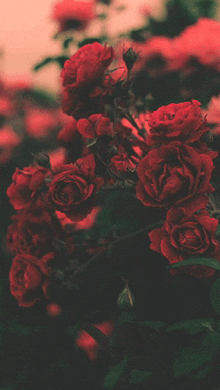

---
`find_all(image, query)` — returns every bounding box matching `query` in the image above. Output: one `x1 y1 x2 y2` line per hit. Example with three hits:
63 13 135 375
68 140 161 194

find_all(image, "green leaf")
210 278 220 315
32 56 69 71
115 5 126 12
173 331 220 377
166 319 215 335
97 13 107 19
137 321 166 332
62 37 73 50
33 57 53 71
65 323 82 338
117 311 136 326
216 224 220 239
130 369 152 384
167 257 220 272
104 356 129 389
192 365 214 379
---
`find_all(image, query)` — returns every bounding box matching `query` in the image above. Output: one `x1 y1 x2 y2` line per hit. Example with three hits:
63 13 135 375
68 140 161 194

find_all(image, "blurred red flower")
75 321 114 360
52 0 96 32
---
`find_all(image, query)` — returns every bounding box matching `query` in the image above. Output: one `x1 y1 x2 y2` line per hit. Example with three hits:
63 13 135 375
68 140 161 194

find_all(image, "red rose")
47 154 103 221
9 252 54 307
147 100 208 146
62 43 114 89
149 207 220 278
7 165 52 210
77 114 114 138
52 0 95 33
61 43 114 118
136 142 215 212
7 201 64 257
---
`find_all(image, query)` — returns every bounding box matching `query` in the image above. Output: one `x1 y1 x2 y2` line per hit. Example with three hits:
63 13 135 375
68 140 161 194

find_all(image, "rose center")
178 228 202 249
59 183 82 203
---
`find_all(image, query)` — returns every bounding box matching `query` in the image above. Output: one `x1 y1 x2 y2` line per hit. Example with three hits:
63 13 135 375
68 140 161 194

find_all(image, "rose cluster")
6 153 104 307
7 42 220 309
135 99 220 278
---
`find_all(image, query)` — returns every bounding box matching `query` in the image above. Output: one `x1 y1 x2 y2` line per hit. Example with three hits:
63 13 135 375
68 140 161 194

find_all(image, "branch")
72 220 164 286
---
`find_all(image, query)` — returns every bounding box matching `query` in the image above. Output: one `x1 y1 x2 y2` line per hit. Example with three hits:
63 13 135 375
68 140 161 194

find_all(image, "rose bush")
136 142 215 212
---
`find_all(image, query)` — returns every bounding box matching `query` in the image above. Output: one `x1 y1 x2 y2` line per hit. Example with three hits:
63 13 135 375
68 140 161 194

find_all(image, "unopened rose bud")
32 152 51 169
123 48 138 72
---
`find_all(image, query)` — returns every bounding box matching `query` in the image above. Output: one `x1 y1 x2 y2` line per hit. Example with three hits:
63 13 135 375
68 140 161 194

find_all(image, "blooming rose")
77 114 114 138
9 252 54 307
149 207 220 278
7 165 52 210
136 142 215 212
47 154 103 221
52 0 95 33
147 100 209 146
62 43 114 90
7 201 64 258
61 43 114 118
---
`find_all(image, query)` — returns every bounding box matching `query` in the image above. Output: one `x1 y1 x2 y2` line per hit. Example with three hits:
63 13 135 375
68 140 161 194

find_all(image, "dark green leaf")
166 319 215 335
167 257 220 272
137 321 166 331
97 13 107 19
104 356 128 389
117 311 136 326
115 5 126 12
192 365 214 379
173 331 220 377
33 57 53 71
130 369 152 384
62 37 74 50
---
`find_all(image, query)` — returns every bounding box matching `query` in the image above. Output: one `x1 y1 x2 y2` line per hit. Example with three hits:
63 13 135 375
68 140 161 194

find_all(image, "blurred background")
0 0 180 92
